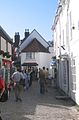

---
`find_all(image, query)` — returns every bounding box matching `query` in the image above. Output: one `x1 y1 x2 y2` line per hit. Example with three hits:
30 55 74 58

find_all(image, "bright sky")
0 0 58 41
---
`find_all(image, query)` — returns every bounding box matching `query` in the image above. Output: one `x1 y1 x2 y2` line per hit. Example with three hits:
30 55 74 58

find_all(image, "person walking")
29 68 35 87
0 75 5 99
39 67 46 94
20 70 26 89
0 74 8 102
23 70 29 90
11 68 24 102
0 75 5 120
45 68 49 92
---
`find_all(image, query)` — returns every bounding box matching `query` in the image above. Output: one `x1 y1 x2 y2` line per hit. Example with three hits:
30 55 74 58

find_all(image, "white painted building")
20 29 53 75
52 0 79 105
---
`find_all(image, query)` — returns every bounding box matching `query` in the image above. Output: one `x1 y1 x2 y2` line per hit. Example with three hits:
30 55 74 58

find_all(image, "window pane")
26 52 35 59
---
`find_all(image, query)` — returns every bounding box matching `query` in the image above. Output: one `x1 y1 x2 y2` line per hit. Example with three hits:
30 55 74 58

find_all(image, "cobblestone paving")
0 81 79 120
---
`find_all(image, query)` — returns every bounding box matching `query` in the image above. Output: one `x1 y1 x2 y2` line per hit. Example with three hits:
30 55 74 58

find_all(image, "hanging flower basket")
3 52 9 57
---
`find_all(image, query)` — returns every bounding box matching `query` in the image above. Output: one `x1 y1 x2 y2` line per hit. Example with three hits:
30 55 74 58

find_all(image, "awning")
21 62 38 66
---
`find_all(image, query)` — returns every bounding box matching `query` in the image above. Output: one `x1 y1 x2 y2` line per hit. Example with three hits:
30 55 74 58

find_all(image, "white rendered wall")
21 52 51 69
68 0 79 105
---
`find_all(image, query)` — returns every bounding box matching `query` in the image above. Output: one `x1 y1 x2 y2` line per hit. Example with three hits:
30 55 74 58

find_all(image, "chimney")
14 32 20 47
25 29 29 38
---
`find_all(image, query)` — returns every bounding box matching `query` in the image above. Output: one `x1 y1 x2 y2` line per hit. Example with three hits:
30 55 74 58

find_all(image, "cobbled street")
0 81 79 120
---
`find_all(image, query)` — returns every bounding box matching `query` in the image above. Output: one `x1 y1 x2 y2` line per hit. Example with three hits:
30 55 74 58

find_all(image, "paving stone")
0 81 79 120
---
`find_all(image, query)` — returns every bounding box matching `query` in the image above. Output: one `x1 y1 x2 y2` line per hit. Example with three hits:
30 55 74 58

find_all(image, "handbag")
0 89 8 102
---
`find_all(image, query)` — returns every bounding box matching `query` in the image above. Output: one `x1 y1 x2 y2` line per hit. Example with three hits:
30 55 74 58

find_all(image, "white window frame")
26 52 35 59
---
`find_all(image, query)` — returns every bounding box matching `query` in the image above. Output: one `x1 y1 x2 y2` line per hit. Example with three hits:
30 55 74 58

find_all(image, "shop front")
1 59 12 86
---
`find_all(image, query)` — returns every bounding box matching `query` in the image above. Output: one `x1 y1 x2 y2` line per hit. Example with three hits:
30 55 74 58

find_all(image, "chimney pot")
14 32 20 47
25 29 29 38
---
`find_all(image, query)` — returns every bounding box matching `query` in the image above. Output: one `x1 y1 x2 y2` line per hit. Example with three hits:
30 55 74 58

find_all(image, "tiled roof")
22 38 49 53
20 29 49 52
0 26 13 44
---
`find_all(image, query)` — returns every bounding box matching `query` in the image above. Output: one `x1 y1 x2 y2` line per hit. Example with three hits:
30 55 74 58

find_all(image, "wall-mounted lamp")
72 23 75 30
72 26 75 30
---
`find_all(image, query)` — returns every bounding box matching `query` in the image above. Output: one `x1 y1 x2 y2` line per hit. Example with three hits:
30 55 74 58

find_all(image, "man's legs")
40 83 45 94
14 84 22 102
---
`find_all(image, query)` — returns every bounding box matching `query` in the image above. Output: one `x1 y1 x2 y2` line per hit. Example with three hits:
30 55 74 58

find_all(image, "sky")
0 0 58 42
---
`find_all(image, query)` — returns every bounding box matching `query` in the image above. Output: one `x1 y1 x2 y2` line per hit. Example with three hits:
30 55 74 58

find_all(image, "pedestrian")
0 73 8 102
0 75 5 99
45 68 49 92
24 70 29 90
39 68 46 94
28 68 33 87
0 75 5 120
20 70 26 88
11 68 24 102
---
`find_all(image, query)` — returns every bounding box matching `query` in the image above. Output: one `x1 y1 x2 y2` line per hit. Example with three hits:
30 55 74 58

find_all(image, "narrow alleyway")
0 80 79 120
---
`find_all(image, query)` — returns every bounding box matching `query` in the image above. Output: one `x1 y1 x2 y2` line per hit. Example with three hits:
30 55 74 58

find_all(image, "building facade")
20 29 53 75
52 0 79 104
0 26 13 85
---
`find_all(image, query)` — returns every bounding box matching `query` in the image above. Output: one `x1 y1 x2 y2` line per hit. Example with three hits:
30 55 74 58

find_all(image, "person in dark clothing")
39 68 46 94
0 75 5 99
45 68 49 92
29 68 35 87
29 70 32 87
0 75 5 120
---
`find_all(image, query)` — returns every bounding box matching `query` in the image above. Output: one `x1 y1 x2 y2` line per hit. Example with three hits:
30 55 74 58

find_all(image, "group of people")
10 68 35 102
0 66 49 103
0 74 7 120
0 67 34 103
0 66 49 120
39 67 49 94
10 67 38 102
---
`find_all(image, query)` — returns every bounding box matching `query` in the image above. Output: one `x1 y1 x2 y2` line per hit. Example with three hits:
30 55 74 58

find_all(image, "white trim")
20 29 49 51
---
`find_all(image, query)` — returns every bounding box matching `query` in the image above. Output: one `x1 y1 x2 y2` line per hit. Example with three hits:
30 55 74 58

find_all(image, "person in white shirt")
11 68 23 102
